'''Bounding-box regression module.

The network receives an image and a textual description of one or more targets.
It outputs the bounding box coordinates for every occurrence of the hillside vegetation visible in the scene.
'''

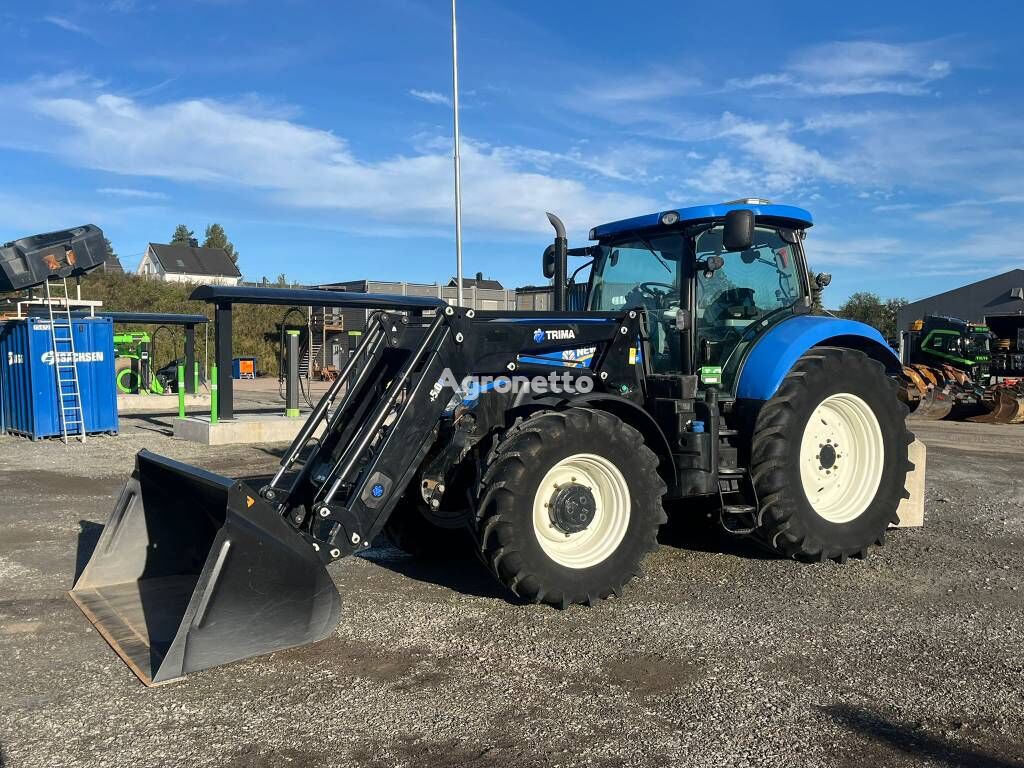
[79,272,292,376]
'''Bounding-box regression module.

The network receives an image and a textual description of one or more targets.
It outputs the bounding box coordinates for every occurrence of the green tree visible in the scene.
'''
[807,268,826,313]
[171,224,194,244]
[104,237,117,260]
[203,223,239,265]
[837,291,908,340]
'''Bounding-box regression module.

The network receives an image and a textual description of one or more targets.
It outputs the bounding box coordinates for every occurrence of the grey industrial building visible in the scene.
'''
[896,269,1024,354]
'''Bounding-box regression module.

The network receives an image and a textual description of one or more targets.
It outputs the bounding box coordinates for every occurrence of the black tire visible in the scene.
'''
[475,408,667,608]
[750,347,914,562]
[383,493,473,559]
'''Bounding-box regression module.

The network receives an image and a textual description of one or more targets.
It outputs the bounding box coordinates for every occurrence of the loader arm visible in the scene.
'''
[260,307,461,560]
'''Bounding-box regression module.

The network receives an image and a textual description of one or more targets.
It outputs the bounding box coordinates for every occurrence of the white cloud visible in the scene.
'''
[97,187,168,200]
[409,89,452,107]
[43,16,92,37]
[8,78,657,237]
[673,113,843,197]
[577,72,701,106]
[728,40,952,97]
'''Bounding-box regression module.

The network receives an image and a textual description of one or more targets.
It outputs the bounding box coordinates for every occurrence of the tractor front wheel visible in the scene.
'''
[383,492,473,560]
[475,408,667,607]
[750,347,914,561]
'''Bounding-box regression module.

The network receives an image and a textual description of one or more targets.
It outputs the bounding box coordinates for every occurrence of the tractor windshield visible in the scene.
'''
[969,331,990,358]
[695,224,805,388]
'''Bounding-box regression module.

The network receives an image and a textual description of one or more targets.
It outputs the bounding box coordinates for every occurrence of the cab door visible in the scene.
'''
[694,224,807,394]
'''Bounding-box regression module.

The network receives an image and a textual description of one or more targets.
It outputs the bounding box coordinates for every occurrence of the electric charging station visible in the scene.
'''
[285,329,300,418]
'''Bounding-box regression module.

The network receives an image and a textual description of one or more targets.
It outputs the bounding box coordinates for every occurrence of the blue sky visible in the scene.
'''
[0,0,1021,303]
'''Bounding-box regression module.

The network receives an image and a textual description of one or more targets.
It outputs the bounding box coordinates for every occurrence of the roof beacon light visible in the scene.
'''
[724,198,772,206]
[660,211,680,226]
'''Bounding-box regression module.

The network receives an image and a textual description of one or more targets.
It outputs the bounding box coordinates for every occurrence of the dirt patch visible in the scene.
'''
[274,636,429,685]
[0,469,119,498]
[221,745,335,768]
[351,734,546,768]
[603,652,705,698]
[1,621,41,635]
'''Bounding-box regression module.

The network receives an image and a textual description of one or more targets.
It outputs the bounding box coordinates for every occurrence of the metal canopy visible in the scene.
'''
[19,308,208,325]
[189,285,446,421]
[190,285,446,310]
[91,311,208,326]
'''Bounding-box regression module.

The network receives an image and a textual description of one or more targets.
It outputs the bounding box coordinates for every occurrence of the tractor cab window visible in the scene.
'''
[588,233,683,373]
[695,225,805,389]
[926,333,953,353]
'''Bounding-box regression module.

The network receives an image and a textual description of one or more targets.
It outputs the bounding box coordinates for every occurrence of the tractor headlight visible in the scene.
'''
[660,211,680,226]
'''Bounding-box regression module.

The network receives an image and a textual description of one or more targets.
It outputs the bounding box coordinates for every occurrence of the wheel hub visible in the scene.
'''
[549,483,596,534]
[818,442,838,470]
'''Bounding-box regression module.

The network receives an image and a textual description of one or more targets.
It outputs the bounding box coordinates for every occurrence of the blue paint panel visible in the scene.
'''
[0,317,118,439]
[518,347,596,368]
[592,202,813,239]
[736,315,897,401]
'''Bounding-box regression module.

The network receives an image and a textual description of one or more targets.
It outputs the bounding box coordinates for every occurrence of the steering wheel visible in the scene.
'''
[637,281,677,302]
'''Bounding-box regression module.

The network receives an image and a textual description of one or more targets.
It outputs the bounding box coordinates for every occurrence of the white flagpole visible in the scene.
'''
[451,0,464,308]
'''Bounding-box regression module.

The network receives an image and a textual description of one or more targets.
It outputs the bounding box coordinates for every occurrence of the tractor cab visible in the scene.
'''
[579,200,815,393]
[904,315,992,379]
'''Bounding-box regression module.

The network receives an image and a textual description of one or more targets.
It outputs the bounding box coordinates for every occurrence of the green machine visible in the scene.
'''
[902,315,991,380]
[114,331,178,394]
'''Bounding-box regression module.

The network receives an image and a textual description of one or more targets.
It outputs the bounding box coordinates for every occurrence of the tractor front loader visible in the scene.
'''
[73,200,916,685]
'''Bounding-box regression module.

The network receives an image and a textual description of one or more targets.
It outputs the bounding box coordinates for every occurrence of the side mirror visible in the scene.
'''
[723,209,754,252]
[542,244,556,279]
[815,272,832,288]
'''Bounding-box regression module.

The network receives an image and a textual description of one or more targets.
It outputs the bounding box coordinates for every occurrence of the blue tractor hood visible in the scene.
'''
[591,201,813,240]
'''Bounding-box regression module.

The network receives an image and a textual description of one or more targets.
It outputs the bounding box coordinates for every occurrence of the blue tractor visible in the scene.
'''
[72,199,914,685]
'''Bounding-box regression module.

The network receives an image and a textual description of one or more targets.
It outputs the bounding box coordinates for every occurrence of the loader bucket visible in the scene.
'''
[69,450,341,686]
[972,388,1024,424]
[911,387,954,420]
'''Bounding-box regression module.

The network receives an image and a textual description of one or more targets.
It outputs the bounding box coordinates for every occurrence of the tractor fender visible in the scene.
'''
[736,315,899,402]
[511,392,677,488]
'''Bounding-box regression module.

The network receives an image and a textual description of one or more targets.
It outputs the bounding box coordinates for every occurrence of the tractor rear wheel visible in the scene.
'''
[475,408,667,607]
[750,347,914,561]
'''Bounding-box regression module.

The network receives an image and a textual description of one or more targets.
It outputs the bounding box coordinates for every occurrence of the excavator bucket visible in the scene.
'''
[69,450,341,686]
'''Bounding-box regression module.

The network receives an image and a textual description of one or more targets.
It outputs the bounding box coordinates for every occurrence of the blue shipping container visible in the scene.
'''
[0,317,119,439]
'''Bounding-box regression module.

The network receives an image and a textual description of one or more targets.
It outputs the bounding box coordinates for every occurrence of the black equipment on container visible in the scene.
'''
[0,225,107,292]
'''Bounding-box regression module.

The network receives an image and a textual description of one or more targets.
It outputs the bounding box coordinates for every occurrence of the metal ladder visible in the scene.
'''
[44,278,86,443]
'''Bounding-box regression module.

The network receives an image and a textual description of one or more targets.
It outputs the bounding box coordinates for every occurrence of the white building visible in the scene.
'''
[137,242,242,285]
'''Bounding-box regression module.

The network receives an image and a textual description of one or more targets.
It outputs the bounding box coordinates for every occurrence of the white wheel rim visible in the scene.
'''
[799,392,885,524]
[532,453,631,569]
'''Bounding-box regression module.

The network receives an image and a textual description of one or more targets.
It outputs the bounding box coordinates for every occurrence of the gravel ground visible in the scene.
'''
[0,411,1022,768]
